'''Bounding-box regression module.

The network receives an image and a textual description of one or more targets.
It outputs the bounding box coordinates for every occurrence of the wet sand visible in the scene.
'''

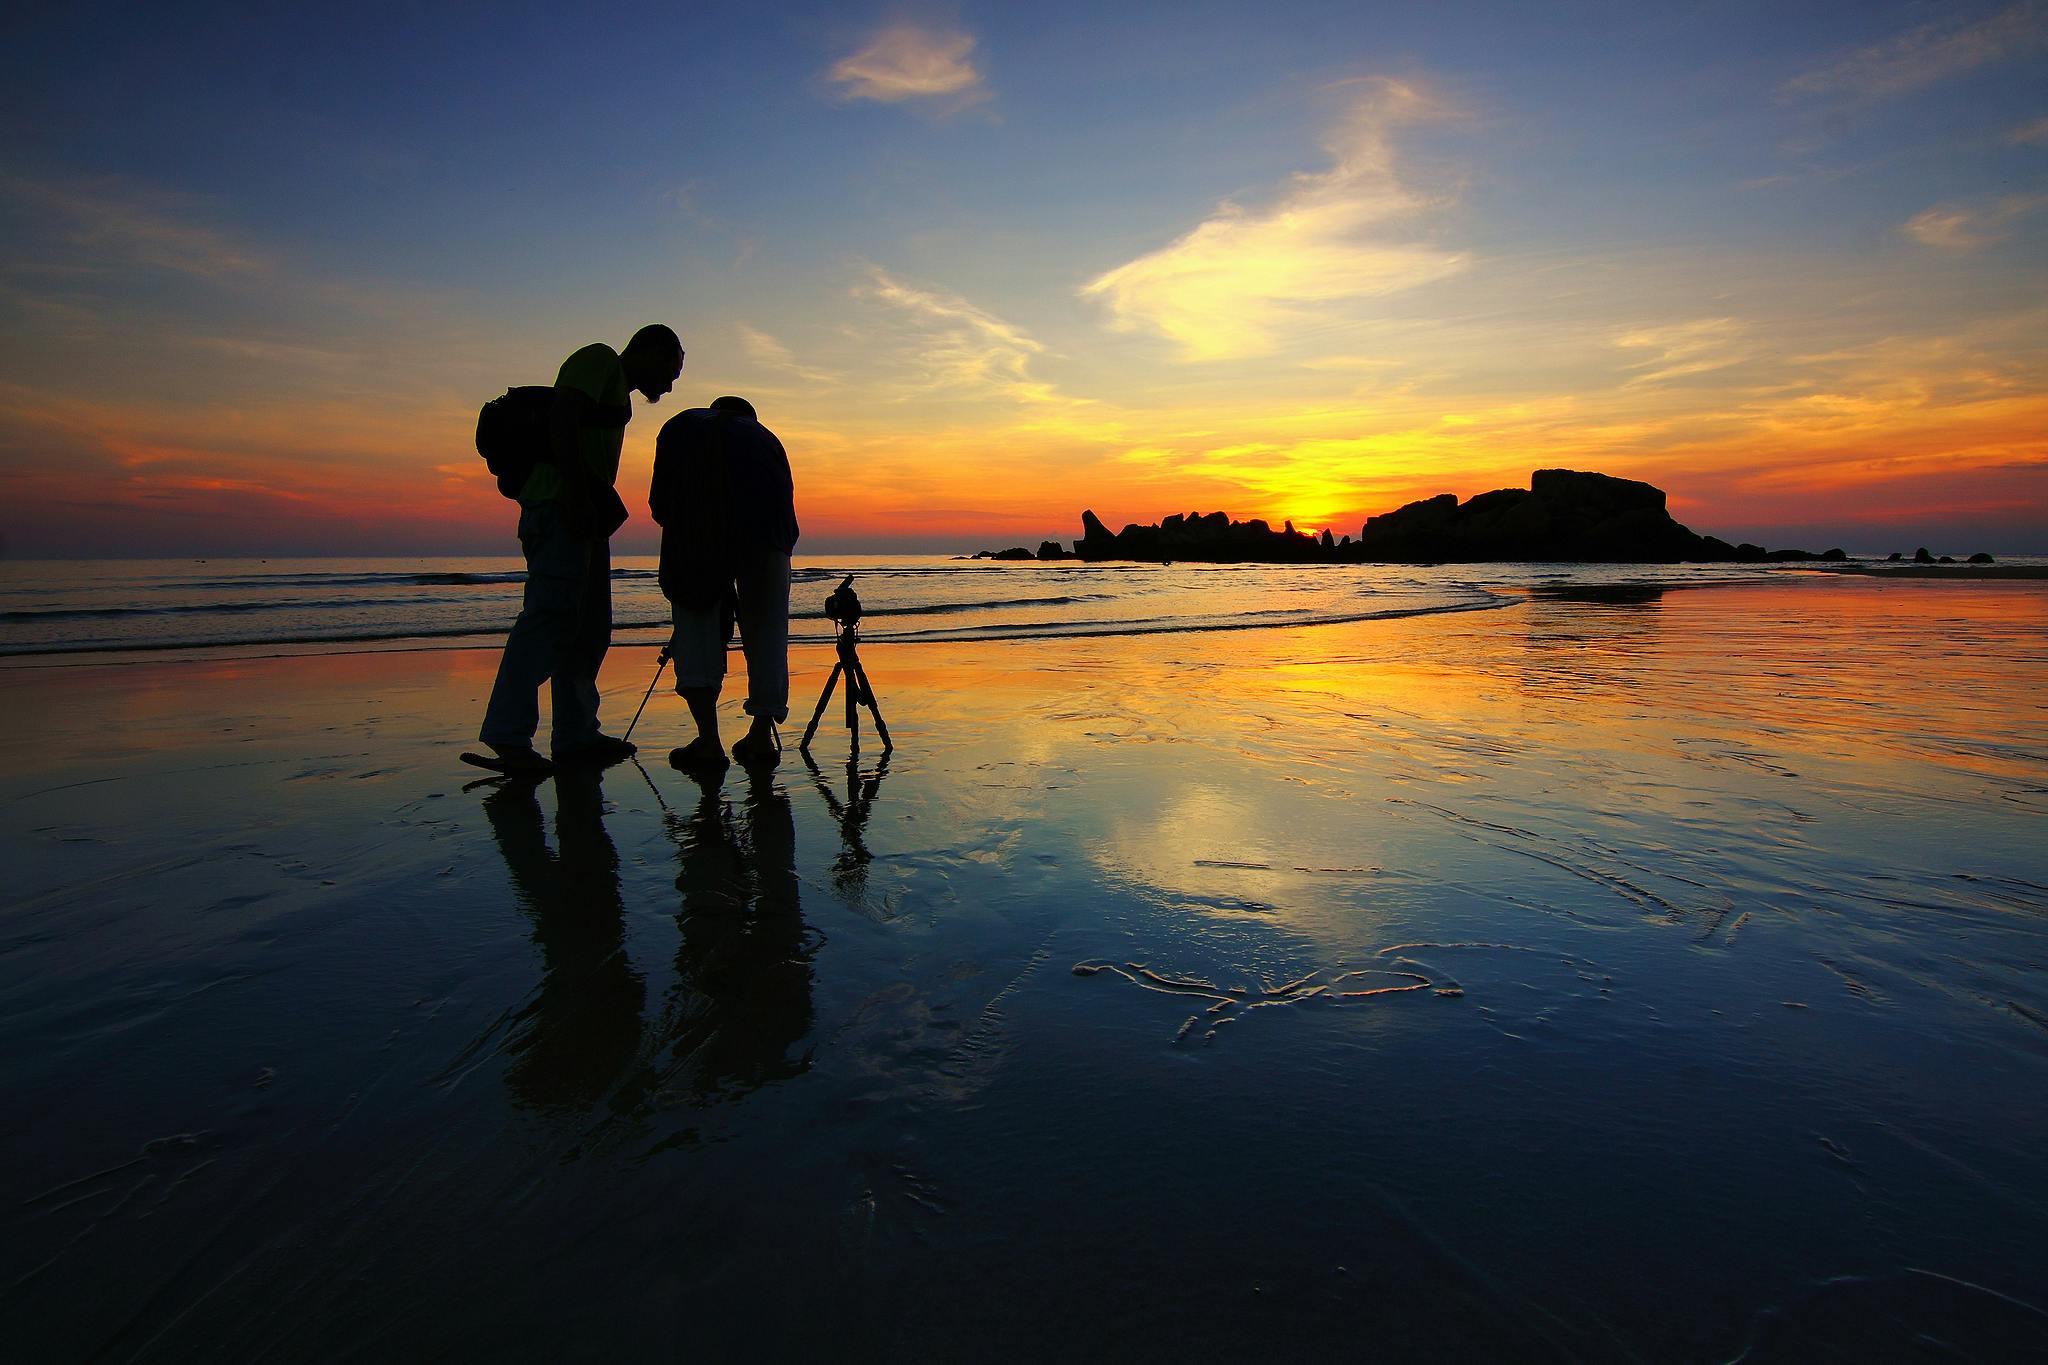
[1815,562,2048,580]
[4,578,2046,1361]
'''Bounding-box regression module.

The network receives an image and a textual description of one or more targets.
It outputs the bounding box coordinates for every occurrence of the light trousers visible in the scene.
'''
[479,501,611,749]
[669,550,792,722]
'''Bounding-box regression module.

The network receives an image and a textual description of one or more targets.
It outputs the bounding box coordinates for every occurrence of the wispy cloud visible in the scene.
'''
[735,322,843,387]
[1080,78,1466,362]
[1613,318,1752,385]
[0,174,266,279]
[1783,3,2043,103]
[1903,194,2047,249]
[857,266,1067,404]
[829,24,987,107]
[737,323,798,368]
[1904,206,1988,250]
[2011,115,2048,146]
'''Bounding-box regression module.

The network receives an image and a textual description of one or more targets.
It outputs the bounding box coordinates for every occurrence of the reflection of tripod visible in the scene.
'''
[802,748,890,904]
[800,619,892,757]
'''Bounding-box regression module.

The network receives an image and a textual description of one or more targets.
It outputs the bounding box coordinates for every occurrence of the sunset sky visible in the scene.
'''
[2,1,2044,557]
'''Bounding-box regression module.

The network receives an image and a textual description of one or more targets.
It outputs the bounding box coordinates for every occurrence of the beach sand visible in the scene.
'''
[4,578,2046,1361]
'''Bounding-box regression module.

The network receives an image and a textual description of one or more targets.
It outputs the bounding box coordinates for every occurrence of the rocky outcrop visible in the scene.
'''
[1072,508,1323,562]
[966,536,1077,561]
[1888,548,1995,565]
[1009,469,1989,564]
[1350,469,1723,563]
[1077,510,1118,559]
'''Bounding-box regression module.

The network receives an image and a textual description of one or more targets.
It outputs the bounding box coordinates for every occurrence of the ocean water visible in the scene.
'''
[0,554,1953,658]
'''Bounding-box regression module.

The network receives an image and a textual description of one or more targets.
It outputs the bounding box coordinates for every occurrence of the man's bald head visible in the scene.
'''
[621,324,684,403]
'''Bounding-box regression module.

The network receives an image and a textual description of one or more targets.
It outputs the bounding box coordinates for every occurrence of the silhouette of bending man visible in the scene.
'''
[650,394,799,770]
[479,325,684,773]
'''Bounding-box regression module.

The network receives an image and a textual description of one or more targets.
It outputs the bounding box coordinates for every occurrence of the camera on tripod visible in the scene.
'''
[823,575,862,629]
[802,575,891,756]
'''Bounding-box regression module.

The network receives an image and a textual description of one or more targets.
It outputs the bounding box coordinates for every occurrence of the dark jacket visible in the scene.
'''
[650,408,799,606]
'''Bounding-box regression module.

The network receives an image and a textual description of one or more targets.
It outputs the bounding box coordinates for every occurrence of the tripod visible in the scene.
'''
[800,619,892,757]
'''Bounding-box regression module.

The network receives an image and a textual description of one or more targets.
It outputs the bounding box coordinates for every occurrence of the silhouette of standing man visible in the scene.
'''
[480,326,684,772]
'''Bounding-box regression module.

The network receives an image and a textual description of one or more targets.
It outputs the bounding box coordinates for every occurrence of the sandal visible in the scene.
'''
[472,744,555,775]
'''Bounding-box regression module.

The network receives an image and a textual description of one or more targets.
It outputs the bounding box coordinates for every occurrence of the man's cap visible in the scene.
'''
[709,395,756,419]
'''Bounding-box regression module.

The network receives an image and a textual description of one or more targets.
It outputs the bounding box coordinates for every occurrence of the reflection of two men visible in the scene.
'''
[480,765,827,1112]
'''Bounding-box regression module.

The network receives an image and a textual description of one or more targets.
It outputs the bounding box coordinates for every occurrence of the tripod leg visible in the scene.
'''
[846,659,859,755]
[851,657,893,752]
[800,661,844,754]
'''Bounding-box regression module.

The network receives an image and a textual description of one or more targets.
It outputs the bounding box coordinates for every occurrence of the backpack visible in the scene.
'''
[474,386,556,498]
[475,386,634,499]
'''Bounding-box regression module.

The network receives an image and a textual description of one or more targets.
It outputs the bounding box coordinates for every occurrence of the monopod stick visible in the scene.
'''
[623,645,671,743]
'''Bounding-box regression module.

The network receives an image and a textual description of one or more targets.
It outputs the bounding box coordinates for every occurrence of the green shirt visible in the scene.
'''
[517,343,630,505]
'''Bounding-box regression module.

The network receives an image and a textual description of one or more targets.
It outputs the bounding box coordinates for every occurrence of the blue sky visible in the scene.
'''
[2,1,2044,555]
